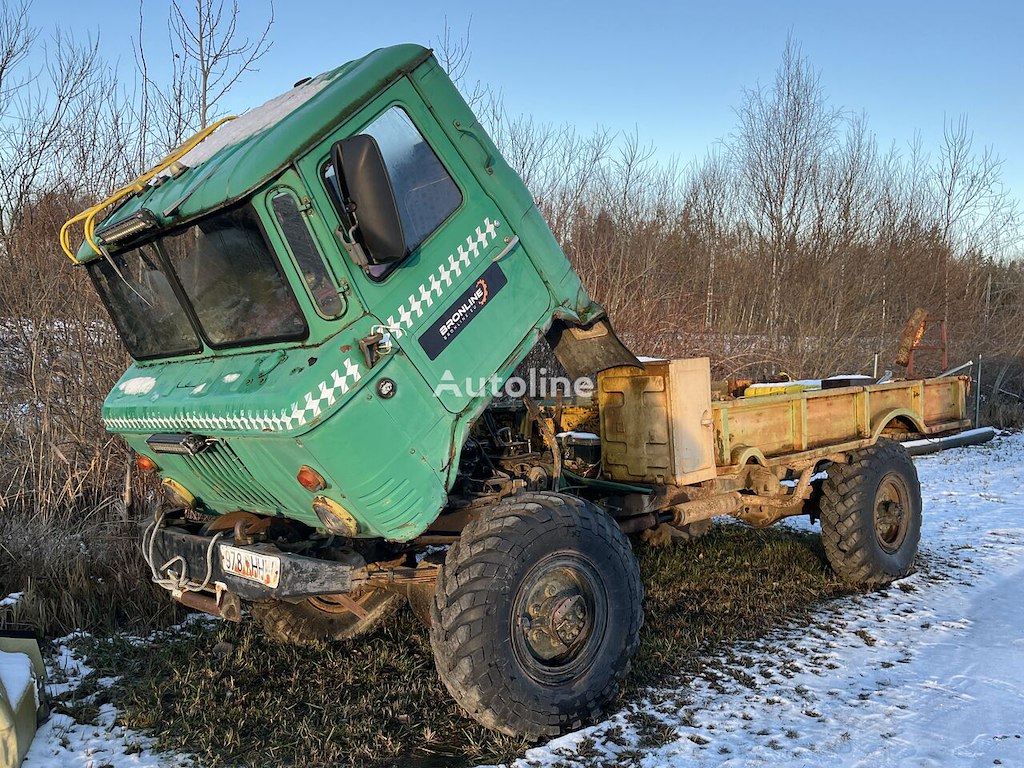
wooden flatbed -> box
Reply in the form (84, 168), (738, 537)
(712, 375), (971, 474)
(596, 359), (970, 509)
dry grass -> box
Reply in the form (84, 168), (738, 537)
(51, 523), (856, 768)
(0, 504), (181, 637)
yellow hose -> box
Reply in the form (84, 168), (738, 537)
(59, 115), (236, 264)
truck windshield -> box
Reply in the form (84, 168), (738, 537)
(89, 244), (202, 360)
(88, 204), (308, 359)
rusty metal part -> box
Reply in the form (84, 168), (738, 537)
(733, 466), (818, 527)
(620, 465), (820, 534)
(523, 395), (562, 490)
(310, 591), (371, 619)
(874, 471), (911, 553)
(897, 307), (948, 375)
(742, 466), (816, 508)
(364, 562), (440, 586)
(172, 588), (242, 622)
(517, 563), (595, 664)
(616, 511), (673, 535)
(671, 492), (745, 527)
(204, 511), (272, 545)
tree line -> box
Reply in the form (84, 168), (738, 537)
(0, 5), (1021, 541)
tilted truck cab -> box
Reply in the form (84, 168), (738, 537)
(82, 44), (631, 541)
(63, 44), (971, 739)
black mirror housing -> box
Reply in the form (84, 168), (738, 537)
(330, 135), (407, 263)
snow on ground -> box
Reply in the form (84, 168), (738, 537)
(17, 434), (1024, 767)
(502, 433), (1024, 767)
(23, 637), (195, 768)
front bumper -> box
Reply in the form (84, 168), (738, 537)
(146, 524), (367, 603)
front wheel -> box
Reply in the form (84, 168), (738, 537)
(251, 586), (401, 645)
(429, 492), (643, 739)
(819, 439), (922, 586)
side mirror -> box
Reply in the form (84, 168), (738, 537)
(330, 135), (407, 264)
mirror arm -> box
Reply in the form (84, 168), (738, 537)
(336, 223), (369, 266)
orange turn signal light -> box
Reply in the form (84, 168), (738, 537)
(136, 454), (158, 474)
(297, 465), (327, 492)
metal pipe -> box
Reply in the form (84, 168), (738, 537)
(617, 511), (673, 534)
(671, 492), (744, 526)
(937, 360), (973, 378)
(172, 589), (242, 622)
(975, 354), (983, 426)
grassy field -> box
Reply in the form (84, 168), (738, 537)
(51, 523), (856, 768)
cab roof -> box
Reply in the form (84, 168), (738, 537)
(77, 43), (431, 263)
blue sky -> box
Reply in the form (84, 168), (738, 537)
(30, 0), (1024, 200)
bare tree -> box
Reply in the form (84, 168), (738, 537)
(730, 36), (841, 341)
(134, 0), (273, 152)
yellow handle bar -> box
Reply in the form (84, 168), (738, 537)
(59, 115), (236, 264)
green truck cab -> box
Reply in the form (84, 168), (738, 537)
(64, 44), (961, 739)
(85, 44), (617, 542)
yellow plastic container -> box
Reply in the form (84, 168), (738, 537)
(0, 634), (46, 768)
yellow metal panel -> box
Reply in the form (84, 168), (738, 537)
(597, 359), (716, 485)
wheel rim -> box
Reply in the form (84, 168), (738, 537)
(510, 552), (608, 686)
(874, 472), (910, 553)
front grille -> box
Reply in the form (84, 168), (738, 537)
(180, 442), (285, 512)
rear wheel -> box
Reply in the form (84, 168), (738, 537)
(819, 439), (922, 586)
(251, 586), (401, 645)
(429, 492), (643, 739)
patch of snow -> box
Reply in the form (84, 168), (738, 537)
(191, 383), (207, 395)
(222, 373), (240, 383)
(556, 431), (600, 441)
(117, 377), (156, 396)
(492, 433), (1024, 768)
(1, 592), (23, 607)
(0, 649), (33, 707)
(172, 75), (330, 170)
(24, 637), (196, 768)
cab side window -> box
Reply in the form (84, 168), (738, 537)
(270, 191), (343, 317)
(324, 106), (462, 278)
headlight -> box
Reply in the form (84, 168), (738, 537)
(312, 496), (359, 536)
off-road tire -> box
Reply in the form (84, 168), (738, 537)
(251, 588), (401, 645)
(429, 492), (644, 739)
(819, 439), (922, 587)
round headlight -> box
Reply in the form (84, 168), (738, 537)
(312, 496), (359, 537)
(162, 478), (197, 509)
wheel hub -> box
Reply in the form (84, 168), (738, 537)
(520, 567), (594, 663)
(874, 474), (910, 552)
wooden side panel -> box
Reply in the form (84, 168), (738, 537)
(668, 359), (717, 485)
(805, 391), (863, 448)
(923, 378), (963, 423)
(714, 401), (794, 460)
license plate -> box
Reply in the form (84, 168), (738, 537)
(219, 545), (281, 588)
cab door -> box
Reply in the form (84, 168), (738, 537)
(298, 79), (550, 413)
